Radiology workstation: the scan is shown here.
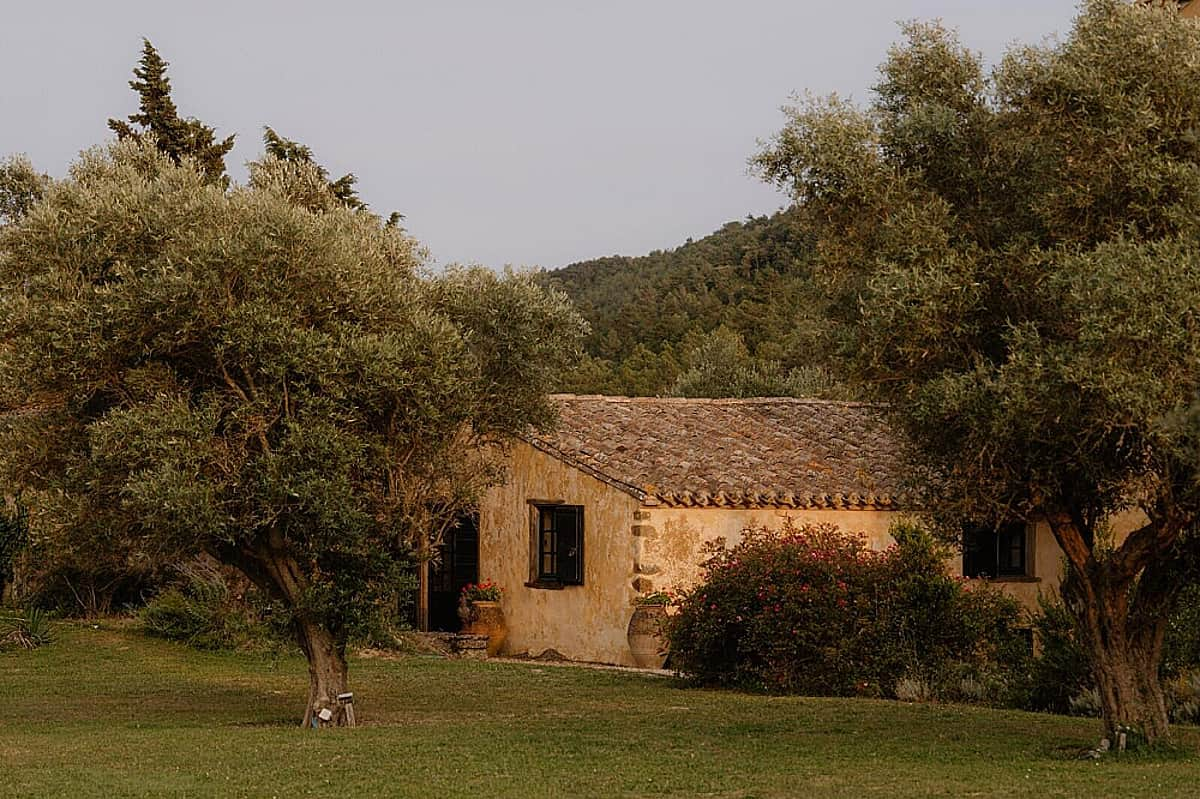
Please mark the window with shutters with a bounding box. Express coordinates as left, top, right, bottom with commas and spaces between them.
963, 521, 1029, 579
532, 504, 584, 586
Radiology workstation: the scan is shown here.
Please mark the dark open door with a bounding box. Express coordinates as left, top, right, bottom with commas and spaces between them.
427, 515, 479, 632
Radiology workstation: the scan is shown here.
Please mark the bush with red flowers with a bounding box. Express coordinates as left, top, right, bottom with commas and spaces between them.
666, 519, 1028, 698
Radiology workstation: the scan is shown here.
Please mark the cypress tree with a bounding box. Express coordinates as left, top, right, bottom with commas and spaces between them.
108, 39, 235, 185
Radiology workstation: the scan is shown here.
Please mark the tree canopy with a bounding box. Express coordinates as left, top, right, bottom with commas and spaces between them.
755, 0, 1200, 743
0, 139, 585, 726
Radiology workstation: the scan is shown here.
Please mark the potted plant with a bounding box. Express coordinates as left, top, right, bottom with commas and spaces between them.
627, 591, 672, 669
461, 580, 507, 656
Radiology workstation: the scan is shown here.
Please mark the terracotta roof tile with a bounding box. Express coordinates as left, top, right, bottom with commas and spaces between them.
529, 395, 910, 510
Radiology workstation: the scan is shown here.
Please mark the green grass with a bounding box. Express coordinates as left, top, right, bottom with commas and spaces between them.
1, 622, 1198, 798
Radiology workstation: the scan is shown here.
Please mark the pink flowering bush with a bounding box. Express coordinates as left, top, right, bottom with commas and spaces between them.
667, 520, 1028, 698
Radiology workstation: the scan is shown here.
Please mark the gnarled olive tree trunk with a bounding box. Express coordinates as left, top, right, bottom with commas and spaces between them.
1062, 571, 1171, 744
216, 528, 355, 728
294, 614, 352, 728
1051, 517, 1180, 745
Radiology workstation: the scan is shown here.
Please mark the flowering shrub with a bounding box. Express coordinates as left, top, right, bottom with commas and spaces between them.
666, 520, 1028, 697
461, 580, 502, 602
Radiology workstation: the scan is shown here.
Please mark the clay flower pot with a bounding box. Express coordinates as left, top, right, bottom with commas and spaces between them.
465, 600, 507, 657
627, 603, 669, 669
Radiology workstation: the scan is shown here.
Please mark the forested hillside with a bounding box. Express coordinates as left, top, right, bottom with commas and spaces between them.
540, 208, 856, 398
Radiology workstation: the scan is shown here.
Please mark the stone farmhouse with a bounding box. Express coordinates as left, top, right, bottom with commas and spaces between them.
425, 395, 1079, 667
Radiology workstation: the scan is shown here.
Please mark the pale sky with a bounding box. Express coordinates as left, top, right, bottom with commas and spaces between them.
2, 1, 1079, 270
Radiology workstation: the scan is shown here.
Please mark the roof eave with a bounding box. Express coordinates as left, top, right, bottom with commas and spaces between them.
523, 436, 650, 502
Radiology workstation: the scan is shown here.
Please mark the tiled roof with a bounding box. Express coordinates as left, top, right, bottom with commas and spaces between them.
529, 395, 909, 510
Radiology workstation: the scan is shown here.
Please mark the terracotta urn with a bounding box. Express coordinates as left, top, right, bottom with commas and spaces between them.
465, 600, 508, 657
627, 604, 669, 669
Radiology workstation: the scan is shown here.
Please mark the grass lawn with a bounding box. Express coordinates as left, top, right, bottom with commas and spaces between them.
1, 622, 1197, 798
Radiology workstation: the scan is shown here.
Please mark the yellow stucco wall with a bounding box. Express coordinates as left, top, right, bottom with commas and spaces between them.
478, 442, 643, 665
643, 511, 1156, 609
639, 509, 1149, 615
640, 507, 904, 600
642, 508, 1070, 611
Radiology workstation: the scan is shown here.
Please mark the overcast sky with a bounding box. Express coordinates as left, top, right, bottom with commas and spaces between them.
2, 1, 1080, 270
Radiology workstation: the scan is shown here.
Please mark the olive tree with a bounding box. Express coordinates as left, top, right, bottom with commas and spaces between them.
0, 138, 586, 727
755, 0, 1200, 743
